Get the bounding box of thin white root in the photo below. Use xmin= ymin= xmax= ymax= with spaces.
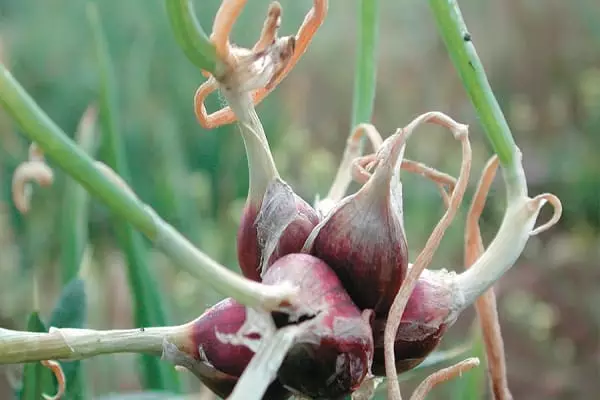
xmin=409 ymin=357 xmax=480 ymax=400
xmin=40 ymin=360 xmax=65 ymax=400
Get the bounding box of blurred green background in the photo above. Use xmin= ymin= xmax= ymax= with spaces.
xmin=0 ymin=0 xmax=599 ymax=399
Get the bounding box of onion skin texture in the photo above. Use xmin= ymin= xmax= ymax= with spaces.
xmin=369 ymin=268 xmax=457 ymax=376
xmin=237 ymin=192 xmax=319 ymax=282
xmin=189 ymin=297 xmax=292 ymax=399
xmin=263 ymin=253 xmax=374 ymax=399
xmin=305 ymin=132 xmax=409 ymax=316
xmin=189 ymin=253 xmax=373 ymax=399
xmin=308 ymin=198 xmax=408 ymax=316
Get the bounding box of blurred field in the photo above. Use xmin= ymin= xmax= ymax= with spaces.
xmin=0 ymin=0 xmax=599 ymax=399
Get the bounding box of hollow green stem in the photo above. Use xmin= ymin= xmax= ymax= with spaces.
xmin=0 ymin=325 xmax=189 ymax=364
xmin=319 ymin=0 xmax=380 ymax=213
xmin=0 ymin=65 xmax=157 ymax=238
xmin=0 ymin=65 xmax=297 ymax=311
xmin=60 ymin=105 xmax=98 ymax=284
xmin=164 ymin=0 xmax=221 ymax=75
xmin=428 ymin=0 xmax=526 ymax=199
xmin=88 ymin=4 xmax=181 ymax=391
xmin=351 ymin=0 xmax=379 ymax=129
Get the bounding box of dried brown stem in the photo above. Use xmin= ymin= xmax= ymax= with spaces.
xmin=335 ymin=122 xmax=455 ymax=211
xmin=211 ymin=0 xmax=247 ymax=65
xmin=195 ymin=0 xmax=328 ymax=128
xmin=384 ymin=112 xmax=473 ymax=400
xmin=253 ymin=2 xmax=282 ymax=52
xmin=529 ymin=193 xmax=562 ymax=236
xmin=465 ymin=155 xmax=513 ymax=400
xmin=326 ymin=122 xmax=384 ymax=204
xmin=40 ymin=360 xmax=65 ymax=400
xmin=409 ymin=357 xmax=480 ymax=400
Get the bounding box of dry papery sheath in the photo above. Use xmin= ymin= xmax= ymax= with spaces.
xmin=187 ymin=253 xmax=374 ymax=399
xmin=217 ymin=43 xmax=320 ymax=283
xmin=202 ymin=2 xmax=322 ymax=283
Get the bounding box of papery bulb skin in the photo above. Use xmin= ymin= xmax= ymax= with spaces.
xmin=304 ymin=133 xmax=409 ymax=316
xmin=263 ymin=253 xmax=374 ymax=399
xmin=237 ymin=179 xmax=320 ymax=281
xmin=188 ymin=253 xmax=374 ymax=399
xmin=188 ymin=298 xmax=292 ymax=399
xmin=369 ymin=268 xmax=459 ymax=376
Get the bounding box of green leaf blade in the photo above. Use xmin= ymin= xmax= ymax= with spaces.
xmin=164 ymin=0 xmax=220 ymax=74
xmin=351 ymin=0 xmax=380 ymax=129
xmin=87 ymin=4 xmax=181 ymax=393
xmin=428 ymin=0 xmax=517 ymax=168
xmin=61 ymin=106 xmax=99 ymax=284
xmin=48 ymin=278 xmax=89 ymax=400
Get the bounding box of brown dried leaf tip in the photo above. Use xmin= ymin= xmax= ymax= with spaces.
xmin=12 ymin=142 xmax=54 ymax=214
xmin=40 ymin=360 xmax=66 ymax=400
xmin=194 ymin=0 xmax=329 ymax=129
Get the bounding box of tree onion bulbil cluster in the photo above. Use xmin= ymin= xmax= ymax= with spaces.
xmin=0 ymin=1 xmax=563 ymax=399
xmin=181 ymin=0 xmax=562 ymax=396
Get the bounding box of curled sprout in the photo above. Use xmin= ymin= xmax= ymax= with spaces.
xmin=316 ymin=122 xmax=458 ymax=217
xmin=194 ymin=0 xmax=329 ymax=129
xmin=409 ymin=357 xmax=480 ymax=400
xmin=12 ymin=105 xmax=98 ymax=215
xmin=529 ymin=193 xmax=562 ymax=236
xmin=12 ymin=142 xmax=54 ymax=214
xmin=40 ymin=360 xmax=66 ymax=400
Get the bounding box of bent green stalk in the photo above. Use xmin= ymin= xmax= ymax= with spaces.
xmin=0 ymin=65 xmax=297 ymax=311
xmin=351 ymin=0 xmax=380 ymax=129
xmin=165 ymin=0 xmax=221 ymax=75
xmin=428 ymin=0 xmax=525 ymax=199
xmin=384 ymin=1 xmax=561 ymax=399
xmin=0 ymin=65 xmax=157 ymax=238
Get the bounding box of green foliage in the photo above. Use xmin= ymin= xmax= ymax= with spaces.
xmin=450 ymin=329 xmax=487 ymax=399
xmin=0 ymin=0 xmax=597 ymax=398
xmin=60 ymin=107 xmax=99 ymax=284
xmin=428 ymin=0 xmax=516 ymax=168
xmin=164 ymin=0 xmax=220 ymax=74
xmin=48 ymin=278 xmax=89 ymax=400
xmin=87 ymin=3 xmax=180 ymax=392
xmin=351 ymin=0 xmax=380 ymax=129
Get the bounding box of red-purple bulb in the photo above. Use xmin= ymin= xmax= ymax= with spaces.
xmin=369 ymin=268 xmax=458 ymax=376
xmin=303 ymin=132 xmax=409 ymax=316
xmin=188 ymin=253 xmax=373 ymax=399
xmin=187 ymin=297 xmax=292 ymax=399
xmin=238 ymin=178 xmax=319 ymax=281
xmin=263 ymin=253 xmax=374 ymax=399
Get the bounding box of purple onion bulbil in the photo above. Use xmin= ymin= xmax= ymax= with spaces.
xmin=190 ymin=253 xmax=374 ymax=399
xmin=237 ymin=179 xmax=319 ymax=282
